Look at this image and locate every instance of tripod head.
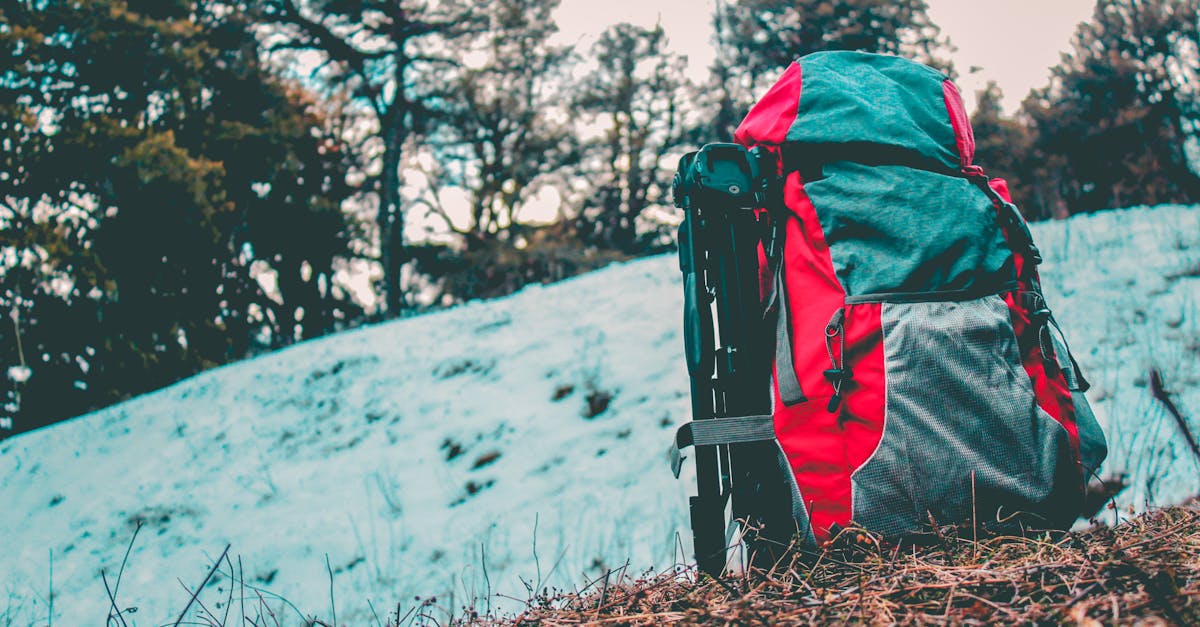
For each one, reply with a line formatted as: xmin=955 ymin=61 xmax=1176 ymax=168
xmin=673 ymin=143 xmax=770 ymax=211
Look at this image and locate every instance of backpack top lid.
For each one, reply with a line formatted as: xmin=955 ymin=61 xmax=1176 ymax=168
xmin=734 ymin=51 xmax=974 ymax=173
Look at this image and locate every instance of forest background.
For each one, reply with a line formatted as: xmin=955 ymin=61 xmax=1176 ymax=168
xmin=2 ymin=0 xmax=1198 ymax=435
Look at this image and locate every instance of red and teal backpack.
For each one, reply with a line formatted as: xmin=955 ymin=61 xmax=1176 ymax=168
xmin=671 ymin=51 xmax=1107 ymax=570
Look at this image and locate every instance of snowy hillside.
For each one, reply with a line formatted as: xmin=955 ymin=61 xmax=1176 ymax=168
xmin=2 ymin=204 xmax=1198 ymax=625
xmin=1031 ymin=205 xmax=1200 ymax=508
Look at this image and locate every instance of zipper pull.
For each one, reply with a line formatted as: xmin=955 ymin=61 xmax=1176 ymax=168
xmin=824 ymin=307 xmax=849 ymax=413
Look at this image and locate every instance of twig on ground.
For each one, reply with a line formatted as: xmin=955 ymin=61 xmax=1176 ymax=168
xmin=47 ymin=548 xmax=53 ymax=627
xmin=172 ymin=543 xmax=230 ymax=627
xmin=325 ymin=553 xmax=337 ymax=627
xmin=101 ymin=570 xmax=129 ymax=627
xmin=1150 ymin=368 xmax=1200 ymax=464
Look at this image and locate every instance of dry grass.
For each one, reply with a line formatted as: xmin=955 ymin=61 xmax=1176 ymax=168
xmin=468 ymin=502 xmax=1200 ymax=626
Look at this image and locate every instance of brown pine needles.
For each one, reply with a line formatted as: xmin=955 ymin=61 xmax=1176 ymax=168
xmin=475 ymin=502 xmax=1200 ymax=626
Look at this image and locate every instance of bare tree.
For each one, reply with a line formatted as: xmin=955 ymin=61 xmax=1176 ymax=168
xmin=253 ymin=0 xmax=480 ymax=313
xmin=574 ymin=23 xmax=694 ymax=253
xmin=411 ymin=0 xmax=576 ymax=250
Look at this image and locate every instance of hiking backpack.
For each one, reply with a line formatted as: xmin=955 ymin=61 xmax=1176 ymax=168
xmin=671 ymin=51 xmax=1108 ymax=574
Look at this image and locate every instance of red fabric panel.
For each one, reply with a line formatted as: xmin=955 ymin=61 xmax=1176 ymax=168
xmin=772 ymin=172 xmax=856 ymax=540
xmin=942 ymin=79 xmax=975 ymax=168
xmin=734 ymin=63 xmax=803 ymax=146
xmin=756 ymin=240 xmax=770 ymax=300
xmin=778 ymin=172 xmax=846 ymax=394
xmin=988 ymin=177 xmax=1028 ymax=278
xmin=1004 ymin=293 xmax=1083 ymax=482
xmin=840 ymin=303 xmax=887 ymax=528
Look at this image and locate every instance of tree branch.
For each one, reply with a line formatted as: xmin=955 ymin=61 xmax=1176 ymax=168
xmin=257 ymin=0 xmax=389 ymax=117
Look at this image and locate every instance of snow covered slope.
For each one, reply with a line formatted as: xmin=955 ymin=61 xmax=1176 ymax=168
xmin=1031 ymin=205 xmax=1200 ymax=509
xmin=1 ymin=204 xmax=1198 ymax=625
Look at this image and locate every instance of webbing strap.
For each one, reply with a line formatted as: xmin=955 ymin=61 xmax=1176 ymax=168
xmin=670 ymin=414 xmax=776 ymax=478
xmin=1049 ymin=316 xmax=1091 ymax=392
xmin=844 ymin=281 xmax=1019 ymax=305
xmin=966 ymin=173 xmax=1043 ymax=269
xmin=774 ymin=268 xmax=807 ymax=406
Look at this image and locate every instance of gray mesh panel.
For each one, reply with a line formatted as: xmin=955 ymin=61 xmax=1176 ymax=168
xmin=851 ymin=295 xmax=1073 ymax=536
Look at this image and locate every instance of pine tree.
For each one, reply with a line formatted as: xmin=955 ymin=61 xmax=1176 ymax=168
xmin=970 ymin=82 xmax=1041 ymax=217
xmin=0 ymin=0 xmax=363 ymax=434
xmin=1023 ymin=0 xmax=1200 ymax=214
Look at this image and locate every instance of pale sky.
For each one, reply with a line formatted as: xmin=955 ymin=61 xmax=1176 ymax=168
xmin=553 ymin=0 xmax=1097 ymax=114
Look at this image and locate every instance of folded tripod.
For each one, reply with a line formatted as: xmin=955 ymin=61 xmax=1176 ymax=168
xmin=670 ymin=143 xmax=801 ymax=576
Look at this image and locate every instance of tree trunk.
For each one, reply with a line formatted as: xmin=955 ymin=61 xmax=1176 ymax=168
xmin=379 ymin=114 xmax=406 ymax=314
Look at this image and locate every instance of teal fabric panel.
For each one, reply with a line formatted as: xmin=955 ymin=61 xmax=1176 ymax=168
xmin=787 ymin=51 xmax=959 ymax=171
xmin=802 ymin=162 xmax=1013 ymax=296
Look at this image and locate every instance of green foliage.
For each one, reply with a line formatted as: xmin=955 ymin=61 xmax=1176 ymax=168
xmin=0 ymin=0 xmax=363 ymax=434
xmin=1023 ymin=0 xmax=1200 ymax=215
xmin=407 ymin=223 xmax=629 ymax=304
xmin=717 ymin=0 xmax=952 ymax=72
